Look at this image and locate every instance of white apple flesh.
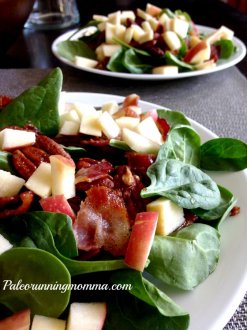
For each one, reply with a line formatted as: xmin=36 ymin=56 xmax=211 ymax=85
xmin=31 ymin=315 xmax=66 ymax=330
xmin=0 ymin=169 xmax=25 ymax=197
xmin=0 ymin=234 xmax=13 ymax=255
xmin=122 ymin=128 xmax=160 ymax=154
xmin=25 ymin=162 xmax=52 ymax=198
xmin=0 ymin=128 xmax=36 ymax=151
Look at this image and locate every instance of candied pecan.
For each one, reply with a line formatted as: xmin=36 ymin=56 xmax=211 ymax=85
xmin=21 ymin=146 xmax=50 ymax=166
xmin=35 ymin=134 xmax=73 ymax=161
xmin=12 ymin=149 xmax=37 ymax=180
xmin=0 ymin=191 xmax=34 ymax=219
xmin=230 ymin=206 xmax=240 ymax=217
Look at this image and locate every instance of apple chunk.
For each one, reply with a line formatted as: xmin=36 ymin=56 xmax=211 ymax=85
xmin=0 ymin=169 xmax=25 ymax=197
xmin=25 ymin=162 xmax=52 ymax=198
xmin=184 ymin=41 xmax=211 ymax=64
xmin=0 ymin=234 xmax=13 ymax=255
xmin=146 ymin=197 xmax=184 ymax=236
xmin=0 ymin=128 xmax=36 ymax=151
xmin=135 ymin=116 xmax=163 ymax=145
xmin=124 ymin=212 xmax=158 ymax=272
xmin=49 ymin=155 xmax=76 ymax=199
xmin=0 ymin=309 xmax=30 ymax=330
xmin=31 ymin=315 xmax=66 ymax=330
xmin=122 ymin=128 xmax=160 ymax=154
xmin=40 ymin=195 xmax=75 ymax=222
xmin=66 ymin=302 xmax=107 ymax=330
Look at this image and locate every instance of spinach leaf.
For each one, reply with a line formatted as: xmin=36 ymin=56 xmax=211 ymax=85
xmin=109 ymin=139 xmax=131 ymax=150
xmin=157 ymin=125 xmax=201 ymax=167
xmin=105 ymin=270 xmax=189 ymax=330
xmin=57 ymin=40 xmax=96 ymax=61
xmin=164 ymin=51 xmax=193 ymax=71
xmin=141 ymin=159 xmax=221 ymax=210
xmin=62 ymin=145 xmax=86 ymax=158
xmin=193 ymin=185 xmax=237 ymax=224
xmin=157 ymin=109 xmax=191 ymax=128
xmin=0 ymin=151 xmax=14 ymax=173
xmin=0 ymin=214 xmax=126 ymax=277
xmin=0 ymin=248 xmax=71 ymax=317
xmin=123 ymin=48 xmax=153 ymax=74
xmin=200 ymin=138 xmax=247 ymax=171
xmin=107 ymin=48 xmax=129 ymax=72
xmin=147 ymin=223 xmax=220 ymax=290
xmin=215 ymin=39 xmax=236 ymax=59
xmin=0 ymin=68 xmax=62 ymax=136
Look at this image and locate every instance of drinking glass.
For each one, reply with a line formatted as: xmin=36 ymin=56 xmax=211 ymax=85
xmin=25 ymin=0 xmax=80 ymax=30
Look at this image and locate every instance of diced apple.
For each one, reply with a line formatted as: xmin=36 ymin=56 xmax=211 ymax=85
xmin=195 ymin=59 xmax=216 ymax=70
xmin=60 ymin=109 xmax=80 ymax=126
xmin=0 ymin=128 xmax=36 ymax=151
xmin=184 ymin=41 xmax=211 ymax=64
xmin=79 ymin=111 xmax=102 ymax=137
xmin=115 ymin=24 xmax=126 ymax=40
xmin=101 ymin=101 xmax=119 ymax=115
xmin=122 ymin=128 xmax=160 ymax=154
xmin=205 ymin=25 xmax=234 ymax=44
xmin=66 ymin=302 xmax=107 ymax=330
xmin=0 ymin=169 xmax=25 ymax=197
xmin=158 ymin=13 xmax=171 ymax=30
xmin=58 ymin=91 xmax=67 ymax=116
xmin=124 ymin=212 xmax=158 ymax=272
xmin=115 ymin=116 xmax=140 ymax=130
xmin=0 ymin=234 xmax=13 ymax=255
xmin=101 ymin=44 xmax=121 ymax=58
xmin=163 ymin=31 xmax=181 ymax=51
xmin=92 ymin=14 xmax=108 ymax=22
xmin=148 ymin=17 xmax=160 ymax=31
xmin=49 ymin=155 xmax=75 ymax=199
xmin=0 ymin=309 xmax=30 ymax=330
xmin=74 ymin=56 xmax=98 ymax=69
xmin=132 ymin=25 xmax=145 ymax=42
xmin=152 ymin=65 xmax=179 ymax=75
xmin=108 ymin=10 xmax=121 ymax=25
xmin=170 ymin=18 xmax=190 ymax=38
xmin=31 ymin=315 xmax=65 ymax=330
xmin=59 ymin=121 xmax=80 ymax=136
xmin=135 ymin=116 xmax=163 ymax=145
xmin=25 ymin=162 xmax=52 ymax=198
xmin=120 ymin=10 xmax=136 ymax=23
xmin=142 ymin=21 xmax=152 ymax=33
xmin=136 ymin=8 xmax=152 ymax=21
xmin=72 ymin=103 xmax=97 ymax=119
xmin=146 ymin=197 xmax=184 ymax=236
xmin=40 ymin=195 xmax=75 ymax=222
xmin=97 ymin=22 xmax=106 ymax=32
xmin=139 ymin=29 xmax=154 ymax=44
xmin=189 ymin=35 xmax=201 ymax=48
xmin=124 ymin=26 xmax=135 ymax=44
xmin=95 ymin=44 xmax=105 ymax=61
xmin=105 ymin=22 xmax=116 ymax=44
xmin=146 ymin=3 xmax=162 ymax=16
xmin=98 ymin=112 xmax=120 ymax=139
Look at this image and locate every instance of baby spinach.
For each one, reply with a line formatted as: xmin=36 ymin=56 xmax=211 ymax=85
xmin=0 ymin=68 xmax=62 ymax=136
xmin=0 ymin=151 xmax=14 ymax=173
xmin=215 ymin=39 xmax=236 ymax=59
xmin=57 ymin=40 xmax=97 ymax=62
xmin=157 ymin=125 xmax=201 ymax=167
xmin=122 ymin=48 xmax=153 ymax=74
xmin=0 ymin=248 xmax=71 ymax=317
xmin=105 ymin=270 xmax=189 ymax=330
xmin=200 ymin=138 xmax=247 ymax=171
xmin=147 ymin=223 xmax=220 ymax=290
xmin=141 ymin=159 xmax=221 ymax=210
xmin=164 ymin=51 xmax=193 ymax=72
xmin=157 ymin=109 xmax=191 ymax=128
xmin=107 ymin=48 xmax=129 ymax=72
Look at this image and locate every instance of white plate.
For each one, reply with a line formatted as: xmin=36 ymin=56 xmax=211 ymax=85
xmin=64 ymin=92 xmax=247 ymax=330
xmin=52 ymin=26 xmax=246 ymax=80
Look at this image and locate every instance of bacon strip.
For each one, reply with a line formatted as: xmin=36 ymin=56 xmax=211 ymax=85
xmin=74 ymin=186 xmax=130 ymax=256
xmin=0 ymin=191 xmax=34 ymax=219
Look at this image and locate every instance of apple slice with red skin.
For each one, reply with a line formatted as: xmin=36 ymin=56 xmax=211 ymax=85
xmin=124 ymin=211 xmax=158 ymax=272
xmin=0 ymin=309 xmax=30 ymax=330
xmin=40 ymin=195 xmax=76 ymax=222
xmin=183 ymin=41 xmax=211 ymax=64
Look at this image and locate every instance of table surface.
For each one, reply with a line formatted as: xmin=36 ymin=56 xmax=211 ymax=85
xmin=0 ymin=0 xmax=246 ymax=328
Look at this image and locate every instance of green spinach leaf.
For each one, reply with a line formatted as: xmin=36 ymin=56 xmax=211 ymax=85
xmin=123 ymin=48 xmax=153 ymax=74
xmin=141 ymin=159 xmax=221 ymax=210
xmin=107 ymin=48 xmax=129 ymax=72
xmin=0 ymin=151 xmax=14 ymax=172
xmin=0 ymin=68 xmax=62 ymax=136
xmin=0 ymin=248 xmax=71 ymax=317
xmin=157 ymin=109 xmax=191 ymax=128
xmin=214 ymin=39 xmax=236 ymax=59
xmin=200 ymin=138 xmax=247 ymax=171
xmin=164 ymin=51 xmax=193 ymax=71
xmin=147 ymin=223 xmax=220 ymax=290
xmin=57 ymin=40 xmax=96 ymax=61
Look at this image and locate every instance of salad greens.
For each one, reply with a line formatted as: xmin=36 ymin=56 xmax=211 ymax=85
xmin=0 ymin=68 xmax=246 ymax=329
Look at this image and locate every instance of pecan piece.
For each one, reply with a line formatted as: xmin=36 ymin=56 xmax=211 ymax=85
xmin=21 ymin=146 xmax=50 ymax=166
xmin=35 ymin=134 xmax=73 ymax=161
xmin=12 ymin=150 xmax=37 ymax=180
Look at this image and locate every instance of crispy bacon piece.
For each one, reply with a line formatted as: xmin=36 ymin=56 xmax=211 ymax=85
xmin=126 ymin=152 xmax=155 ymax=179
xmin=75 ymin=159 xmax=113 ymax=184
xmin=74 ymin=186 xmax=130 ymax=256
xmin=0 ymin=191 xmax=34 ymax=219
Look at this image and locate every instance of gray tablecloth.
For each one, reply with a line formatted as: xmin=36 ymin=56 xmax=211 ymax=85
xmin=0 ymin=66 xmax=246 ymax=328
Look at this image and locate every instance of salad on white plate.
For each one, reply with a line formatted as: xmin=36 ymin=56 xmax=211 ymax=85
xmin=52 ymin=3 xmax=245 ymax=79
xmin=0 ymin=68 xmax=247 ymax=329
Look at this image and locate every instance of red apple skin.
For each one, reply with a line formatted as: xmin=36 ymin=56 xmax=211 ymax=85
xmin=40 ymin=195 xmax=76 ymax=222
xmin=183 ymin=41 xmax=208 ymax=63
xmin=0 ymin=309 xmax=30 ymax=330
xmin=146 ymin=3 xmax=162 ymax=16
xmin=140 ymin=109 xmax=158 ymax=122
xmin=124 ymin=212 xmax=158 ymax=272
xmin=50 ymin=154 xmax=75 ymax=168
